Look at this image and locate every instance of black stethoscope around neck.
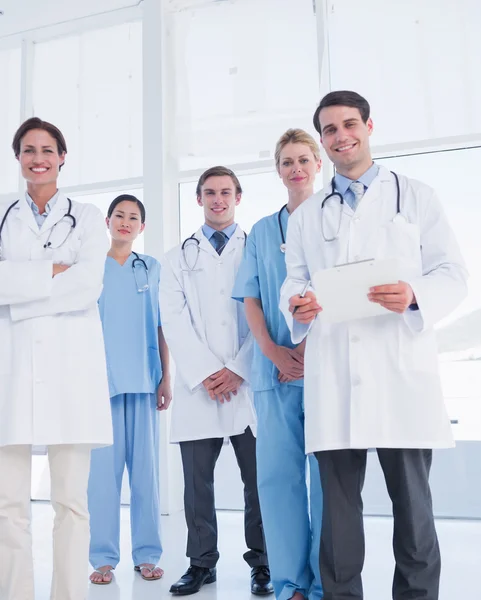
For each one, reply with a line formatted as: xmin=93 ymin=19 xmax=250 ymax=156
xmin=320 ymin=170 xmax=401 ymax=242
xmin=276 ymin=171 xmax=401 ymax=249
xmin=0 ymin=197 xmax=77 ymax=257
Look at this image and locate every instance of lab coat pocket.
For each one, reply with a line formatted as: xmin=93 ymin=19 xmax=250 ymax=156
xmin=399 ymin=326 xmax=439 ymax=374
xmin=377 ymin=220 xmax=422 ymax=279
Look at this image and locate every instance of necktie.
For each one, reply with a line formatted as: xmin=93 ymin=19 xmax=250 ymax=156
xmin=349 ymin=181 xmax=365 ymax=210
xmin=212 ymin=230 xmax=227 ymax=255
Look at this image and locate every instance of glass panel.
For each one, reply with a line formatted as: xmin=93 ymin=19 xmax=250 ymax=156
xmin=172 ymin=0 xmax=319 ymax=170
xmin=377 ymin=149 xmax=481 ymax=442
xmin=73 ymin=188 xmax=144 ymax=253
xmin=0 ymin=47 xmax=22 ymax=194
xmin=328 ymin=0 xmax=481 ymax=145
xmin=32 ymin=22 xmax=143 ymax=188
xmin=179 ymin=170 xmax=323 ymax=242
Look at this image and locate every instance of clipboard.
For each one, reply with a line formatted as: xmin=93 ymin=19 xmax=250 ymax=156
xmin=312 ymin=258 xmax=400 ymax=323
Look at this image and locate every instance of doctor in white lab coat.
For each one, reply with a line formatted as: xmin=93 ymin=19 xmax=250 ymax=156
xmin=160 ymin=166 xmax=272 ymax=597
xmin=0 ymin=117 xmax=112 ymax=600
xmin=280 ymin=92 xmax=468 ymax=600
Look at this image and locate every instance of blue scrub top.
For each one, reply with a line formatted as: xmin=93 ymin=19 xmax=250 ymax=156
xmin=99 ymin=253 xmax=162 ymax=398
xmin=232 ymin=209 xmax=303 ymax=392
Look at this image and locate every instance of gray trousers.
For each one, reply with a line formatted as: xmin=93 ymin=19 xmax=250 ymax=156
xmin=315 ymin=449 xmax=441 ymax=600
xmin=180 ymin=427 xmax=268 ymax=569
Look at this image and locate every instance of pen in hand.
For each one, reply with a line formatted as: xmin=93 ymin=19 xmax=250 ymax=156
xmin=292 ymin=280 xmax=311 ymax=315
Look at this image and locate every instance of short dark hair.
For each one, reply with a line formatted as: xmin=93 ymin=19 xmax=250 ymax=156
xmin=313 ymin=91 xmax=371 ymax=136
xmin=107 ymin=194 xmax=146 ymax=224
xmin=196 ymin=166 xmax=242 ymax=197
xmin=12 ymin=117 xmax=68 ymax=158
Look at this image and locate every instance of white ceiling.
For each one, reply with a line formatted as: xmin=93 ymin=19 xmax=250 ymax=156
xmin=0 ymin=0 xmax=229 ymax=38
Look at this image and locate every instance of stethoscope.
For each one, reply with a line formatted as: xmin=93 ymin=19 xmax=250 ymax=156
xmin=320 ymin=171 xmax=401 ymax=242
xmin=0 ymin=197 xmax=77 ymax=258
xmin=181 ymin=230 xmax=247 ymax=272
xmin=278 ymin=204 xmax=288 ymax=253
xmin=131 ymin=251 xmax=149 ymax=292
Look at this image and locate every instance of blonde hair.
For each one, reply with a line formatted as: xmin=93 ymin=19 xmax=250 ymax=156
xmin=275 ymin=128 xmax=320 ymax=172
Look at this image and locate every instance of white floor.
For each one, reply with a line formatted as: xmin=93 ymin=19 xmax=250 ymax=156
xmin=30 ymin=502 xmax=481 ymax=600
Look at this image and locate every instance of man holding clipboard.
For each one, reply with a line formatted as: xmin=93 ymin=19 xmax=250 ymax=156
xmin=280 ymin=91 xmax=468 ymax=600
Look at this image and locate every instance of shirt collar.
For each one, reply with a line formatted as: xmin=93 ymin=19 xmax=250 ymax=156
xmin=25 ymin=191 xmax=60 ymax=216
xmin=202 ymin=222 xmax=237 ymax=240
xmin=334 ymin=163 xmax=380 ymax=196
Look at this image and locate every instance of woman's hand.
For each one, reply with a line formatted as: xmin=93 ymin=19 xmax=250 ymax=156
xmin=268 ymin=345 xmax=304 ymax=380
xmin=157 ymin=376 xmax=172 ymax=411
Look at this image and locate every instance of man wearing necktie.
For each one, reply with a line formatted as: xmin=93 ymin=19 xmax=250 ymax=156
xmin=160 ymin=166 xmax=272 ymax=597
xmin=282 ymin=91 xmax=467 ymax=600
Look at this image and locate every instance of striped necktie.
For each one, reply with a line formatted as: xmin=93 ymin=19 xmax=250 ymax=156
xmin=349 ymin=181 xmax=365 ymax=210
xmin=212 ymin=230 xmax=227 ymax=255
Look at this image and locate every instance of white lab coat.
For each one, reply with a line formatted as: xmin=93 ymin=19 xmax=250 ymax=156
xmin=160 ymin=226 xmax=256 ymax=443
xmin=280 ymin=166 xmax=468 ymax=453
xmin=0 ymin=193 xmax=112 ymax=447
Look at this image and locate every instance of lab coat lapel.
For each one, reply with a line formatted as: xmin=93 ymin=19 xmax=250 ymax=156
xmin=39 ymin=193 xmax=69 ymax=234
xmin=196 ymin=227 xmax=220 ymax=260
xmin=14 ymin=196 xmax=40 ymax=235
xmin=355 ymin=166 xmax=394 ymax=216
xmin=223 ymin=225 xmax=245 ymax=257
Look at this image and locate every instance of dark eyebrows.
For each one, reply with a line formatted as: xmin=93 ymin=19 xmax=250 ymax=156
xmin=322 ymin=117 xmax=360 ymax=133
xmin=114 ymin=210 xmax=140 ymax=216
xmin=203 ymin=187 xmax=233 ymax=193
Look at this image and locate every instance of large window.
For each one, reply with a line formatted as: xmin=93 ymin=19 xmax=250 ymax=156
xmin=327 ymin=0 xmax=481 ymax=146
xmin=32 ymin=22 xmax=143 ymax=188
xmin=172 ymin=0 xmax=319 ymax=170
xmin=0 ymin=47 xmax=22 ymax=195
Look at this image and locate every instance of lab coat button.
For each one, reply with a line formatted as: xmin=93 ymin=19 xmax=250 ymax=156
xmin=351 ymin=336 xmax=360 ymax=343
xmin=221 ymin=321 xmax=227 ymax=326
xmin=354 ymin=255 xmax=360 ymax=261
xmin=352 ymin=376 xmax=361 ymax=386
xmin=35 ymin=378 xmax=43 ymax=384
xmin=220 ymin=289 xmax=225 ymax=295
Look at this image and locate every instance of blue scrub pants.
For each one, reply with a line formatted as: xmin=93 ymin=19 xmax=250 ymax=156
xmin=88 ymin=393 xmax=162 ymax=569
xmin=255 ymin=385 xmax=323 ymax=600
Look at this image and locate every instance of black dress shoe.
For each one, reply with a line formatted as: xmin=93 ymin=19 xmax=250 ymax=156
xmin=169 ymin=566 xmax=216 ymax=596
xmin=251 ymin=566 xmax=274 ymax=595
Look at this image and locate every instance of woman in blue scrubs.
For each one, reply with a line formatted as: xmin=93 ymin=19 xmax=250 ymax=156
xmin=232 ymin=129 xmax=323 ymax=600
xmin=88 ymin=194 xmax=171 ymax=585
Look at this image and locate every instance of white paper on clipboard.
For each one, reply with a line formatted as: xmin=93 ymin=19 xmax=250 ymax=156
xmin=312 ymin=258 xmax=400 ymax=324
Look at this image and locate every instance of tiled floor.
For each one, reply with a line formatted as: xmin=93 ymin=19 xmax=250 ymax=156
xmin=30 ymin=502 xmax=481 ymax=599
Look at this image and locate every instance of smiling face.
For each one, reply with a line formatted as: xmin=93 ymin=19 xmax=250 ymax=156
xmin=107 ymin=200 xmax=145 ymax=243
xmin=197 ymin=175 xmax=241 ymax=230
xmin=18 ymin=129 xmax=65 ymax=187
xmin=277 ymin=142 xmax=321 ymax=194
xmin=318 ymin=105 xmax=373 ymax=176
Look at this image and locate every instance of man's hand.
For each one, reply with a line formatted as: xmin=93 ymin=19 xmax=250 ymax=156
xmin=368 ymin=281 xmax=415 ymax=314
xmin=203 ymin=368 xmax=244 ymax=403
xmin=52 ymin=264 xmax=70 ymax=277
xmin=289 ymin=291 xmax=322 ymax=324
xmin=156 ymin=376 xmax=172 ymax=411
